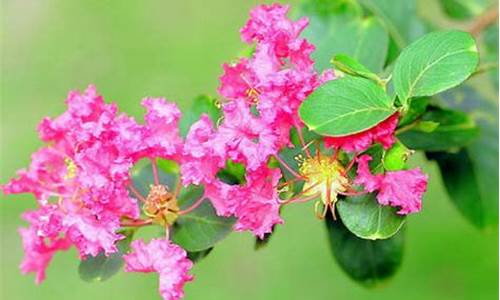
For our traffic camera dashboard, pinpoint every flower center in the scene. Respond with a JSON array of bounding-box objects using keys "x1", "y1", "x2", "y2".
[
  {"x1": 64, "y1": 157, "x2": 77, "y2": 180},
  {"x1": 143, "y1": 184, "x2": 179, "y2": 226},
  {"x1": 245, "y1": 87, "x2": 260, "y2": 104},
  {"x1": 299, "y1": 155, "x2": 349, "y2": 205}
]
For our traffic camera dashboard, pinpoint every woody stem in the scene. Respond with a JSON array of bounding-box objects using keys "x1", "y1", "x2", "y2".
[
  {"x1": 178, "y1": 197, "x2": 206, "y2": 215},
  {"x1": 274, "y1": 154, "x2": 305, "y2": 180},
  {"x1": 151, "y1": 158, "x2": 160, "y2": 185},
  {"x1": 128, "y1": 184, "x2": 147, "y2": 202},
  {"x1": 120, "y1": 219, "x2": 152, "y2": 227},
  {"x1": 294, "y1": 124, "x2": 312, "y2": 158}
]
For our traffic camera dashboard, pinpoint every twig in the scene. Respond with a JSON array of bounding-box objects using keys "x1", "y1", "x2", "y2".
[{"x1": 469, "y1": 4, "x2": 499, "y2": 37}]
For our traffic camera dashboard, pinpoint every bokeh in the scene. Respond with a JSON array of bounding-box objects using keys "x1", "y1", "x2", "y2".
[{"x1": 1, "y1": 1, "x2": 498, "y2": 299}]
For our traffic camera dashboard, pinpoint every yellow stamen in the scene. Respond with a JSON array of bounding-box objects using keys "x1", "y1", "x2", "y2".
[
  {"x1": 64, "y1": 157, "x2": 77, "y2": 180},
  {"x1": 143, "y1": 185, "x2": 180, "y2": 226},
  {"x1": 299, "y1": 156, "x2": 349, "y2": 207}
]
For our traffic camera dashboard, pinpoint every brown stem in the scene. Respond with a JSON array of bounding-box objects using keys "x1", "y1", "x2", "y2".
[
  {"x1": 129, "y1": 183, "x2": 147, "y2": 202},
  {"x1": 178, "y1": 197, "x2": 206, "y2": 215},
  {"x1": 151, "y1": 158, "x2": 160, "y2": 185},
  {"x1": 469, "y1": 4, "x2": 499, "y2": 37},
  {"x1": 274, "y1": 154, "x2": 305, "y2": 180},
  {"x1": 121, "y1": 219, "x2": 153, "y2": 227}
]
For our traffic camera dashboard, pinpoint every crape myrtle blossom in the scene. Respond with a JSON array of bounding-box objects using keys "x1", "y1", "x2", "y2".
[
  {"x1": 1, "y1": 86, "x2": 192, "y2": 292},
  {"x1": 324, "y1": 113, "x2": 400, "y2": 153},
  {"x1": 355, "y1": 155, "x2": 428, "y2": 215},
  {"x1": 2, "y1": 86, "x2": 140, "y2": 266},
  {"x1": 124, "y1": 239, "x2": 193, "y2": 300},
  {"x1": 181, "y1": 114, "x2": 283, "y2": 238},
  {"x1": 218, "y1": 3, "x2": 334, "y2": 146},
  {"x1": 183, "y1": 3, "x2": 334, "y2": 237}
]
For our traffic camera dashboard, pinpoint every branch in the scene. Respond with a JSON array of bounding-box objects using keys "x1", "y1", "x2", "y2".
[{"x1": 468, "y1": 4, "x2": 499, "y2": 37}]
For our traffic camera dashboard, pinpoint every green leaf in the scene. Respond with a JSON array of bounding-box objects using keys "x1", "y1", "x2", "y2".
[
  {"x1": 393, "y1": 30, "x2": 479, "y2": 106},
  {"x1": 358, "y1": 0, "x2": 426, "y2": 50},
  {"x1": 325, "y1": 214, "x2": 405, "y2": 286},
  {"x1": 412, "y1": 121, "x2": 440, "y2": 133},
  {"x1": 299, "y1": 76, "x2": 396, "y2": 136},
  {"x1": 428, "y1": 84, "x2": 498, "y2": 228},
  {"x1": 187, "y1": 248, "x2": 213, "y2": 263},
  {"x1": 301, "y1": 8, "x2": 389, "y2": 73},
  {"x1": 332, "y1": 54, "x2": 382, "y2": 84},
  {"x1": 439, "y1": 0, "x2": 495, "y2": 20},
  {"x1": 254, "y1": 226, "x2": 276, "y2": 250},
  {"x1": 300, "y1": 0, "x2": 362, "y2": 18},
  {"x1": 172, "y1": 185, "x2": 236, "y2": 252},
  {"x1": 398, "y1": 97, "x2": 430, "y2": 127},
  {"x1": 179, "y1": 95, "x2": 221, "y2": 137},
  {"x1": 130, "y1": 161, "x2": 178, "y2": 196},
  {"x1": 398, "y1": 106, "x2": 479, "y2": 151},
  {"x1": 427, "y1": 150, "x2": 498, "y2": 229},
  {"x1": 78, "y1": 229, "x2": 135, "y2": 283},
  {"x1": 383, "y1": 141, "x2": 411, "y2": 171},
  {"x1": 337, "y1": 194, "x2": 406, "y2": 240},
  {"x1": 216, "y1": 160, "x2": 246, "y2": 186}
]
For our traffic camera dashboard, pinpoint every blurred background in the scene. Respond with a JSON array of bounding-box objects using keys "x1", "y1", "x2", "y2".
[{"x1": 1, "y1": 0, "x2": 498, "y2": 299}]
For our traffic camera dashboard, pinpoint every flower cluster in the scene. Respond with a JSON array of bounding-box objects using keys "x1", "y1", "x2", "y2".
[
  {"x1": 2, "y1": 3, "x2": 428, "y2": 300},
  {"x1": 2, "y1": 86, "x2": 192, "y2": 298}
]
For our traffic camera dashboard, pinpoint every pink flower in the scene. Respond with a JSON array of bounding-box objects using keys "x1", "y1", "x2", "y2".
[
  {"x1": 233, "y1": 166, "x2": 283, "y2": 238},
  {"x1": 212, "y1": 100, "x2": 278, "y2": 171},
  {"x1": 325, "y1": 113, "x2": 399, "y2": 153},
  {"x1": 19, "y1": 226, "x2": 72, "y2": 285},
  {"x1": 240, "y1": 4, "x2": 309, "y2": 56},
  {"x1": 355, "y1": 155, "x2": 428, "y2": 215},
  {"x1": 140, "y1": 98, "x2": 183, "y2": 160},
  {"x1": 124, "y1": 239, "x2": 193, "y2": 300},
  {"x1": 1, "y1": 85, "x2": 145, "y2": 281},
  {"x1": 181, "y1": 115, "x2": 225, "y2": 186}
]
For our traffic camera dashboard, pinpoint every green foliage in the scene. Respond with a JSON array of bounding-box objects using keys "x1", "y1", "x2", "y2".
[
  {"x1": 398, "y1": 97, "x2": 430, "y2": 127},
  {"x1": 187, "y1": 248, "x2": 214, "y2": 263},
  {"x1": 172, "y1": 184, "x2": 236, "y2": 252},
  {"x1": 299, "y1": 76, "x2": 395, "y2": 136},
  {"x1": 301, "y1": 5, "x2": 388, "y2": 72},
  {"x1": 326, "y1": 214, "x2": 405, "y2": 286},
  {"x1": 179, "y1": 95, "x2": 221, "y2": 137},
  {"x1": 398, "y1": 106, "x2": 479, "y2": 151},
  {"x1": 332, "y1": 54, "x2": 382, "y2": 84},
  {"x1": 358, "y1": 0, "x2": 426, "y2": 51},
  {"x1": 439, "y1": 0, "x2": 495, "y2": 20},
  {"x1": 216, "y1": 160, "x2": 247, "y2": 185},
  {"x1": 78, "y1": 229, "x2": 135, "y2": 282},
  {"x1": 393, "y1": 30, "x2": 479, "y2": 106},
  {"x1": 130, "y1": 162, "x2": 236, "y2": 253},
  {"x1": 337, "y1": 194, "x2": 406, "y2": 240},
  {"x1": 383, "y1": 141, "x2": 411, "y2": 171},
  {"x1": 428, "y1": 84, "x2": 499, "y2": 229},
  {"x1": 427, "y1": 150, "x2": 498, "y2": 229}
]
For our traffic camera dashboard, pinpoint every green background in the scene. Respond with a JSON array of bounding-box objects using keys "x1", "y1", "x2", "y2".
[{"x1": 1, "y1": 0, "x2": 498, "y2": 299}]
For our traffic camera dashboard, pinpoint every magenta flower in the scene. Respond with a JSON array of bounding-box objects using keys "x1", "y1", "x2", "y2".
[
  {"x1": 324, "y1": 113, "x2": 399, "y2": 153},
  {"x1": 124, "y1": 239, "x2": 193, "y2": 300},
  {"x1": 212, "y1": 100, "x2": 279, "y2": 171},
  {"x1": 355, "y1": 155, "x2": 428, "y2": 214},
  {"x1": 1, "y1": 86, "x2": 144, "y2": 281}
]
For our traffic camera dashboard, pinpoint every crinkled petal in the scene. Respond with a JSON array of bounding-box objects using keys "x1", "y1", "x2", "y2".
[{"x1": 124, "y1": 239, "x2": 193, "y2": 300}]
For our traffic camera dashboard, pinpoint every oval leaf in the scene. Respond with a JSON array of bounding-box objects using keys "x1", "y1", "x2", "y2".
[
  {"x1": 393, "y1": 30, "x2": 479, "y2": 106},
  {"x1": 398, "y1": 106, "x2": 479, "y2": 151},
  {"x1": 172, "y1": 185, "x2": 236, "y2": 252},
  {"x1": 78, "y1": 230, "x2": 134, "y2": 282},
  {"x1": 337, "y1": 194, "x2": 406, "y2": 239},
  {"x1": 326, "y1": 215, "x2": 404, "y2": 286},
  {"x1": 332, "y1": 54, "x2": 381, "y2": 84},
  {"x1": 299, "y1": 76, "x2": 396, "y2": 136},
  {"x1": 427, "y1": 150, "x2": 498, "y2": 229}
]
